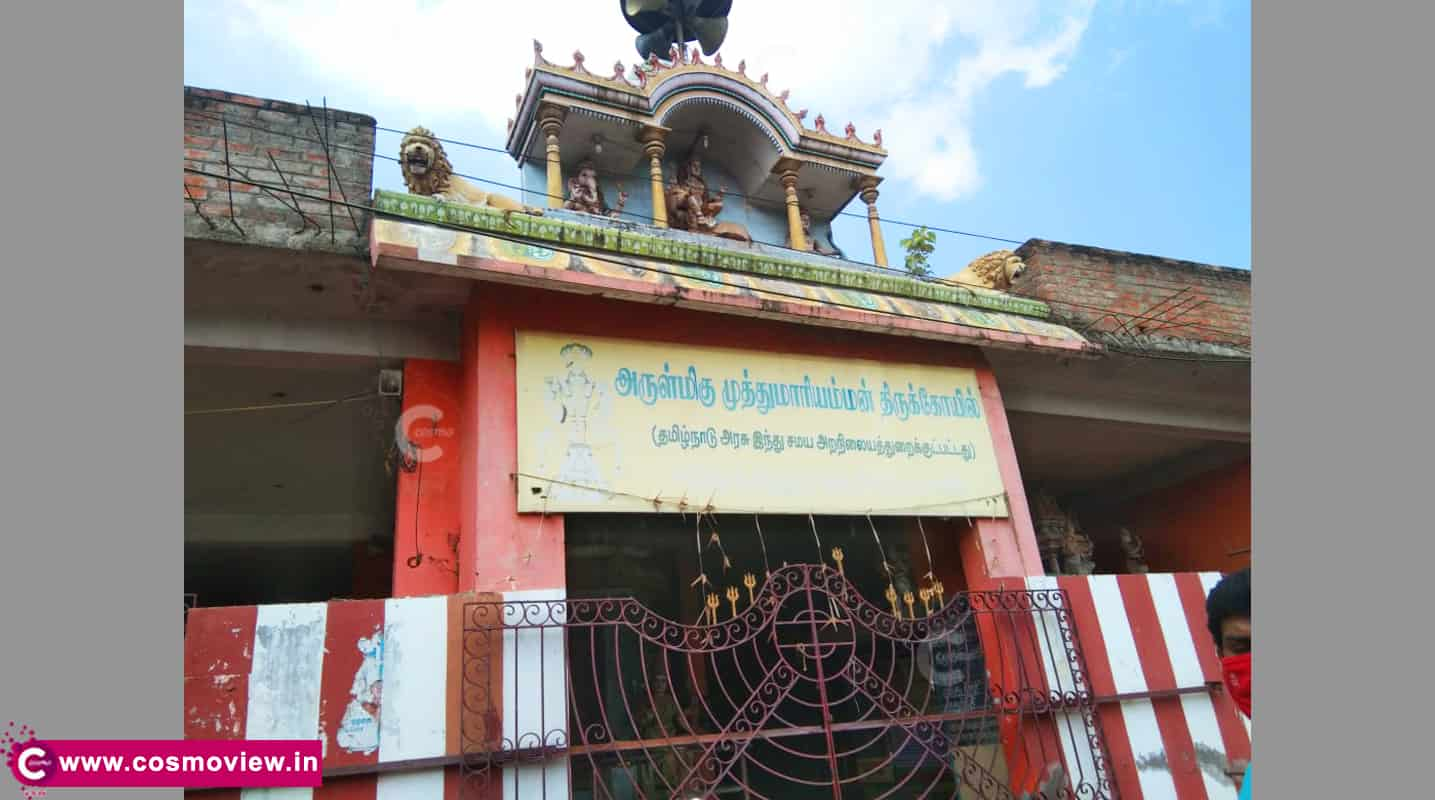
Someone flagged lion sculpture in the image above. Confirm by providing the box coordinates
[399,127,542,215]
[949,249,1027,292]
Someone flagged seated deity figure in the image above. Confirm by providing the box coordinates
[563,160,627,219]
[665,156,726,233]
[792,210,839,256]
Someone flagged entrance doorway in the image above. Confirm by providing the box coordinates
[466,514,1073,799]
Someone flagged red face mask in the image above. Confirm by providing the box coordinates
[1222,653,1251,718]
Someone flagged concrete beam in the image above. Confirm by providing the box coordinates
[997,388,1251,442]
[185,311,460,363]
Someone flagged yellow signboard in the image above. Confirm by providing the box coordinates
[515,331,1009,517]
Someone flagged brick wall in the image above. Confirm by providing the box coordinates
[183,86,376,255]
[1013,239,1251,354]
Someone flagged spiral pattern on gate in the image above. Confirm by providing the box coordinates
[461,564,1115,800]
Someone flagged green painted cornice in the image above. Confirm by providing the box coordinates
[372,190,1051,319]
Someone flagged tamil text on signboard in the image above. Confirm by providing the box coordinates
[514,331,1009,517]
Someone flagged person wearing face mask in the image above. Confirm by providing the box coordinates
[1205,567,1252,797]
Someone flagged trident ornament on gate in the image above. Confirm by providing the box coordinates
[461,564,1115,800]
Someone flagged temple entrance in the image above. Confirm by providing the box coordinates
[461,516,1114,799]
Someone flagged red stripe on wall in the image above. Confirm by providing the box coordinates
[1172,574,1222,684]
[1059,577,1142,800]
[1117,575,1207,799]
[185,605,257,678]
[184,605,257,741]
[984,577,1069,794]
[1174,574,1251,766]
[318,598,387,770]
[315,771,378,799]
[445,593,466,759]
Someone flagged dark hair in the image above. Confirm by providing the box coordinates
[1205,567,1251,646]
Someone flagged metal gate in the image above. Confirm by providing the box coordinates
[461,564,1115,800]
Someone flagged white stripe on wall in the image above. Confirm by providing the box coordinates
[502,589,570,800]
[377,767,446,799]
[1027,577,1103,790]
[248,603,328,741]
[1088,575,1179,800]
[1149,574,1239,798]
[1199,571,1251,739]
[378,595,449,763]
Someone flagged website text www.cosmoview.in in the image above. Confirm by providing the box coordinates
[6,738,322,791]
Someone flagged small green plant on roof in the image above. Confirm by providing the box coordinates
[899,226,937,278]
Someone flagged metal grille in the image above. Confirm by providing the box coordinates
[462,564,1114,800]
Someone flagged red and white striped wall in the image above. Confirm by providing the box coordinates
[184,768,460,800]
[184,590,569,799]
[186,576,1246,800]
[1015,572,1251,800]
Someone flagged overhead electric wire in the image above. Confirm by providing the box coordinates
[193,101,1027,242]
[186,106,1251,345]
[194,94,1247,264]
[187,107,1245,343]
[184,391,378,417]
[183,164,1251,363]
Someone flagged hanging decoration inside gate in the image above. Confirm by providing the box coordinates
[514,330,1009,517]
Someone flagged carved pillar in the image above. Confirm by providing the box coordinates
[639,126,670,228]
[857,176,888,267]
[775,158,807,252]
[538,104,566,209]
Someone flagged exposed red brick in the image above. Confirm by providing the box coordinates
[1014,239,1250,347]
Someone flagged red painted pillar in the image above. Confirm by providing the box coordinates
[392,359,464,597]
[968,366,1045,580]
[459,288,566,594]
[958,364,1067,795]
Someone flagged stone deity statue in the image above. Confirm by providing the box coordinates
[1119,527,1150,574]
[635,670,700,798]
[666,156,726,233]
[563,160,628,219]
[1060,515,1097,576]
[792,210,839,256]
[1031,490,1070,576]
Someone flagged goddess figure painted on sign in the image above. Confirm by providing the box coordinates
[540,342,613,503]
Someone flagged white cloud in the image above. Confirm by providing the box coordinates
[197,0,1096,203]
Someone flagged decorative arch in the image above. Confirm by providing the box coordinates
[652,88,792,194]
[648,70,805,150]
[654,94,787,155]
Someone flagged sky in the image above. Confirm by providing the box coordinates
[183,0,1250,272]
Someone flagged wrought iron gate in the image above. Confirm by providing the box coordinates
[461,564,1114,800]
